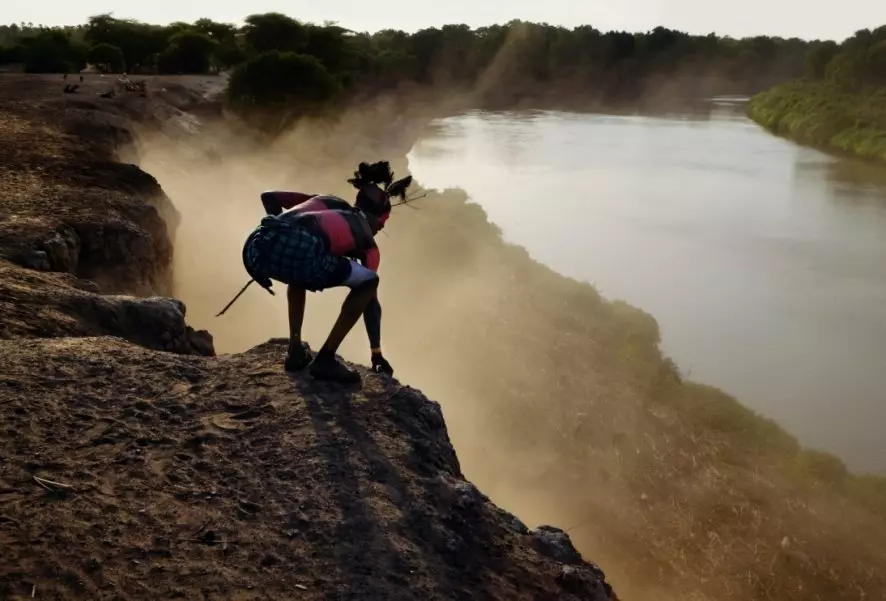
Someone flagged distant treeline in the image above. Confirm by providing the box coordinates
[749,26,886,162]
[1,14,823,111]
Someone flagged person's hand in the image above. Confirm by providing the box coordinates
[371,353,394,376]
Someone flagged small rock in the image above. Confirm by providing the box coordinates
[74,278,101,293]
[497,509,529,534]
[453,481,485,510]
[41,227,81,273]
[187,327,215,357]
[530,525,583,565]
[557,565,610,599]
[20,250,50,271]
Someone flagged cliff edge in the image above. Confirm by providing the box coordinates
[0,74,616,600]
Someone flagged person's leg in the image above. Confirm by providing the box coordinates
[319,277,378,355]
[284,285,310,371]
[309,260,379,383]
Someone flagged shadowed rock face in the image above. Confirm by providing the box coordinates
[0,337,614,600]
[0,74,199,354]
[0,75,180,298]
[0,262,213,356]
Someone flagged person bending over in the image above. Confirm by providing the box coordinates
[241,161,411,383]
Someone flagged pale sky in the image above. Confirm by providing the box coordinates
[7,0,886,42]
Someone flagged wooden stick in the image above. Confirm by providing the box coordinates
[33,476,73,490]
[215,279,255,317]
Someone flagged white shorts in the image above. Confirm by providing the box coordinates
[341,260,378,288]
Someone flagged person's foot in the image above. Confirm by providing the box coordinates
[284,343,312,372]
[309,351,361,384]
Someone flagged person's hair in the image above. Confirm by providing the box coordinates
[349,161,395,218]
[347,161,394,189]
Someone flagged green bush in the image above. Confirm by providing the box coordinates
[748,81,886,163]
[157,31,217,74]
[227,50,341,109]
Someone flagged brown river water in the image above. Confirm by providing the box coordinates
[408,101,886,473]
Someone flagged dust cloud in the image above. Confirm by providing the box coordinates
[136,100,886,601]
[137,109,665,599]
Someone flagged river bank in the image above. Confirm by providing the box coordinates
[748,80,886,163]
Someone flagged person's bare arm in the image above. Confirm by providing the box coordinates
[359,247,392,375]
[261,191,317,216]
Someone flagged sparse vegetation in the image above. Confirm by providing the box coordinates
[3,14,814,101]
[749,26,886,162]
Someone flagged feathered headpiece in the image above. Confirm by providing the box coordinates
[348,161,413,223]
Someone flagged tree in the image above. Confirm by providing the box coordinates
[86,42,124,72]
[303,23,354,74]
[0,44,25,65]
[804,41,839,80]
[84,14,168,72]
[158,31,217,74]
[825,50,865,91]
[243,13,307,54]
[227,50,341,108]
[865,40,886,89]
[193,18,237,42]
[21,29,80,73]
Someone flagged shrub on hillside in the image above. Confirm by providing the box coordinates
[227,50,341,110]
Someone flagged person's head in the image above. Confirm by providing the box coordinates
[355,184,391,235]
[349,161,395,235]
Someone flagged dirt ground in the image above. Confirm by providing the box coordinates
[0,337,613,600]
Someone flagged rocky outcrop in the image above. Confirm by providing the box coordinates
[0,337,614,600]
[0,262,213,356]
[0,73,198,354]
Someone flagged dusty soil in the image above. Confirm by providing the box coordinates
[0,337,613,600]
[0,74,616,599]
